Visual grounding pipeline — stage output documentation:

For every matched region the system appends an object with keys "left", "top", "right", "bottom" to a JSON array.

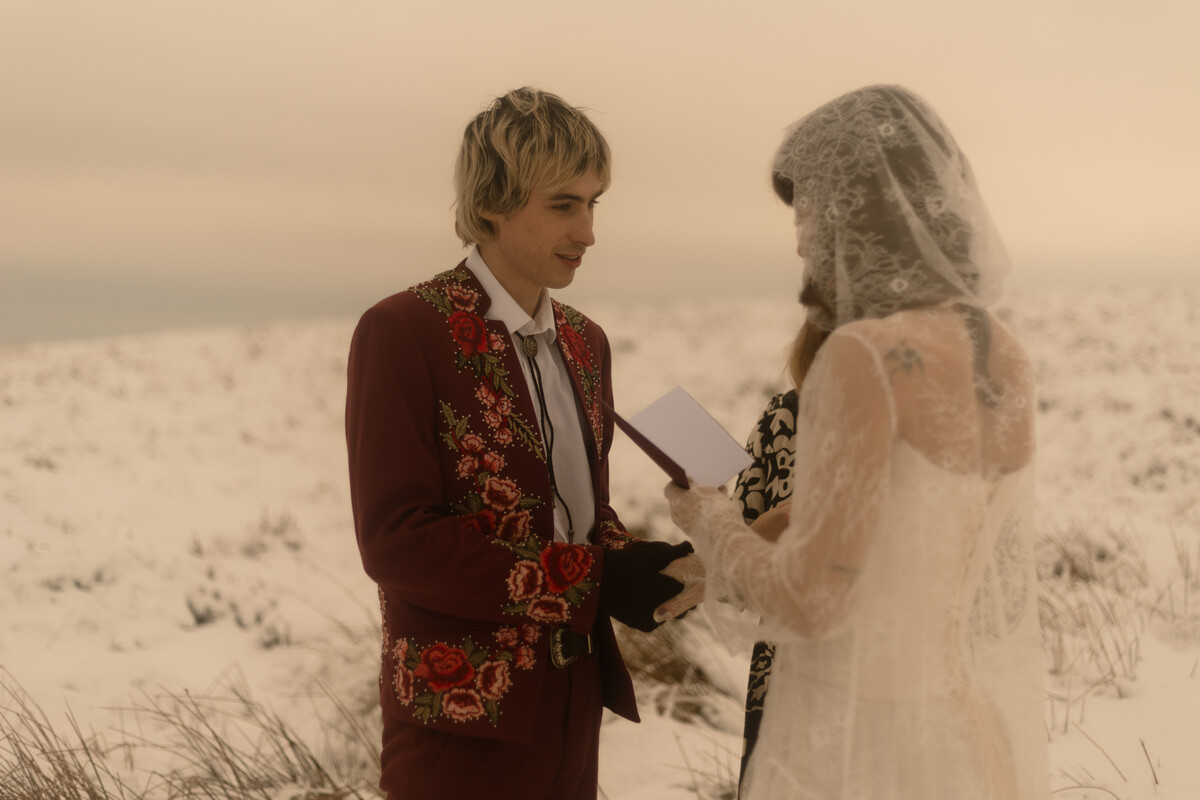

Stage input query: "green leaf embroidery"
[
  {"left": 412, "top": 693, "right": 439, "bottom": 724},
  {"left": 485, "top": 699, "right": 500, "bottom": 726}
]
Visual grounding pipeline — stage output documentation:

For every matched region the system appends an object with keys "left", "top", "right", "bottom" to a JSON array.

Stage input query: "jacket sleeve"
[{"left": 346, "top": 301, "right": 601, "bottom": 630}]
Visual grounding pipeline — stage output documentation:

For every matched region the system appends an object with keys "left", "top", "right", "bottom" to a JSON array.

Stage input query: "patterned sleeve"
[{"left": 731, "top": 390, "right": 800, "bottom": 522}]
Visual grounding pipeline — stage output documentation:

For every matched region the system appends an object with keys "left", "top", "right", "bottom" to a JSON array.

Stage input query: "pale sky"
[{"left": 3, "top": 0, "right": 1198, "bottom": 342}]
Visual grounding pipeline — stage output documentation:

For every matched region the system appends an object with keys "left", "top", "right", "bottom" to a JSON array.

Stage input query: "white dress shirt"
[{"left": 465, "top": 248, "right": 596, "bottom": 544}]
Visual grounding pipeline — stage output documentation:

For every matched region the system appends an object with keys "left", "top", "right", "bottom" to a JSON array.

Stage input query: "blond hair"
[{"left": 453, "top": 87, "right": 611, "bottom": 246}]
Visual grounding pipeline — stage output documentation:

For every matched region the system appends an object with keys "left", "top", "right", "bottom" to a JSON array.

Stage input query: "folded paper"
[{"left": 605, "top": 386, "right": 753, "bottom": 488}]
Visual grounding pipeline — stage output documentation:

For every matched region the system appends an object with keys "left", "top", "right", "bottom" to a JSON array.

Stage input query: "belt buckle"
[{"left": 550, "top": 628, "right": 593, "bottom": 669}]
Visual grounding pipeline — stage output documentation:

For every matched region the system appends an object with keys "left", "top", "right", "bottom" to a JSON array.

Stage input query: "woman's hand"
[
  {"left": 653, "top": 553, "right": 705, "bottom": 623},
  {"left": 664, "top": 481, "right": 748, "bottom": 544},
  {"left": 749, "top": 500, "right": 792, "bottom": 542}
]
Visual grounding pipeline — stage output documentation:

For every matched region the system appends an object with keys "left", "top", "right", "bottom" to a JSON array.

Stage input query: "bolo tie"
[{"left": 516, "top": 332, "right": 576, "bottom": 543}]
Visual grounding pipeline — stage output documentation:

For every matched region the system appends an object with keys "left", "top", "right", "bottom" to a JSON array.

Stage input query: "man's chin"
[{"left": 547, "top": 267, "right": 579, "bottom": 291}]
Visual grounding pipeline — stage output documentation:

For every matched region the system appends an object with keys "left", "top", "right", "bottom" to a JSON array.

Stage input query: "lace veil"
[
  {"left": 773, "top": 84, "right": 1009, "bottom": 331},
  {"left": 668, "top": 86, "right": 1049, "bottom": 798}
]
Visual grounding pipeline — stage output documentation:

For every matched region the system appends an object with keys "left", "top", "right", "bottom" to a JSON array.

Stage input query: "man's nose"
[{"left": 571, "top": 211, "right": 595, "bottom": 247}]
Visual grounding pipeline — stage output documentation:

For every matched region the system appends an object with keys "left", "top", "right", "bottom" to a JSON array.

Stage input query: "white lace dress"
[{"left": 668, "top": 307, "right": 1049, "bottom": 799}]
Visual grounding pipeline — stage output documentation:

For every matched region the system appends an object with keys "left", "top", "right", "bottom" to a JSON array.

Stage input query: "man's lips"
[{"left": 557, "top": 253, "right": 584, "bottom": 267}]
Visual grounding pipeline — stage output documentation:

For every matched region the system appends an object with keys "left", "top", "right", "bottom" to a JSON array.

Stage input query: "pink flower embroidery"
[
  {"left": 482, "top": 451, "right": 505, "bottom": 473},
  {"left": 514, "top": 644, "right": 536, "bottom": 670},
  {"left": 495, "top": 626, "right": 520, "bottom": 648},
  {"left": 483, "top": 476, "right": 521, "bottom": 510},
  {"left": 477, "top": 661, "right": 512, "bottom": 700},
  {"left": 395, "top": 665, "right": 415, "bottom": 704},
  {"left": 476, "top": 385, "right": 498, "bottom": 407},
  {"left": 442, "top": 689, "right": 486, "bottom": 721},
  {"left": 460, "top": 433, "right": 486, "bottom": 453},
  {"left": 496, "top": 510, "right": 532, "bottom": 544},
  {"left": 528, "top": 595, "right": 569, "bottom": 623},
  {"left": 456, "top": 455, "right": 479, "bottom": 479},
  {"left": 393, "top": 638, "right": 409, "bottom": 665},
  {"left": 507, "top": 561, "right": 544, "bottom": 601},
  {"left": 446, "top": 285, "right": 479, "bottom": 312}
]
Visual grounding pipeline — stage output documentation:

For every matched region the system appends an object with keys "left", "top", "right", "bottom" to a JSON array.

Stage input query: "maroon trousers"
[{"left": 379, "top": 652, "right": 605, "bottom": 799}]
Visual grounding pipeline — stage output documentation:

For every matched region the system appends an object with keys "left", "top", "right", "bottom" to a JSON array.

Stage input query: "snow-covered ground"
[{"left": 2, "top": 287, "right": 1198, "bottom": 798}]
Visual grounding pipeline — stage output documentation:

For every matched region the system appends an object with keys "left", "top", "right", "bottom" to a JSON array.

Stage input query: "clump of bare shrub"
[
  {"left": 0, "top": 669, "right": 381, "bottom": 800},
  {"left": 1038, "top": 516, "right": 1200, "bottom": 731}
]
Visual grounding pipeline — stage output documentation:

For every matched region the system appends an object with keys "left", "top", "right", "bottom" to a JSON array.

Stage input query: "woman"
[{"left": 666, "top": 85, "right": 1049, "bottom": 799}]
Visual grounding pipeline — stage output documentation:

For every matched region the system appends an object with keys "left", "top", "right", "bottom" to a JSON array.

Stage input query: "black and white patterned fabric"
[{"left": 729, "top": 389, "right": 798, "bottom": 794}]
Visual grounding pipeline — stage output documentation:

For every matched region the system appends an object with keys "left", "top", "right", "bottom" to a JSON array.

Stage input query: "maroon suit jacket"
[{"left": 346, "top": 262, "right": 641, "bottom": 744}]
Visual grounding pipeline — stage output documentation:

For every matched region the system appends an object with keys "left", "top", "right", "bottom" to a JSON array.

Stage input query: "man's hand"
[{"left": 599, "top": 541, "right": 692, "bottom": 632}]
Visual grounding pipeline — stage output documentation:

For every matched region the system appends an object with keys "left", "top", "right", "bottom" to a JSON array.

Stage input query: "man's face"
[{"left": 479, "top": 171, "right": 603, "bottom": 315}]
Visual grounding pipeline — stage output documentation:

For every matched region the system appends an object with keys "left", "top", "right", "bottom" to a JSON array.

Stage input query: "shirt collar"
[{"left": 465, "top": 247, "right": 557, "bottom": 340}]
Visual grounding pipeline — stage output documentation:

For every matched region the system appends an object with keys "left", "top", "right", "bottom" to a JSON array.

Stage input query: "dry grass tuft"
[
  {"left": 1038, "top": 519, "right": 1148, "bottom": 690},
  {"left": 0, "top": 669, "right": 381, "bottom": 800}
]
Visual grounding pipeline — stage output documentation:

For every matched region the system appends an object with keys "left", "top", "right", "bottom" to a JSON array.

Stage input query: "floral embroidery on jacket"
[
  {"left": 440, "top": 401, "right": 596, "bottom": 623},
  {"left": 597, "top": 518, "right": 637, "bottom": 550},
  {"left": 500, "top": 539, "right": 596, "bottom": 622},
  {"left": 553, "top": 302, "right": 604, "bottom": 457},
  {"left": 392, "top": 624, "right": 542, "bottom": 727},
  {"left": 414, "top": 269, "right": 544, "bottom": 458}
]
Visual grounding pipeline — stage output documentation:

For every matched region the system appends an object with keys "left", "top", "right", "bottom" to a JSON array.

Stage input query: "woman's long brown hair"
[{"left": 787, "top": 321, "right": 831, "bottom": 392}]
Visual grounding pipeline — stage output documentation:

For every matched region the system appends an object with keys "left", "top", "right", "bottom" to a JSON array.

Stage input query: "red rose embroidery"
[
  {"left": 540, "top": 543, "right": 594, "bottom": 593},
  {"left": 558, "top": 325, "right": 591, "bottom": 366},
  {"left": 519, "top": 624, "right": 541, "bottom": 644},
  {"left": 448, "top": 311, "right": 490, "bottom": 357},
  {"left": 442, "top": 689, "right": 486, "bottom": 721},
  {"left": 395, "top": 665, "right": 415, "bottom": 704},
  {"left": 528, "top": 595, "right": 569, "bottom": 623},
  {"left": 507, "top": 561, "right": 543, "bottom": 601},
  {"left": 476, "top": 661, "right": 512, "bottom": 700},
  {"left": 393, "top": 638, "right": 409, "bottom": 665},
  {"left": 496, "top": 510, "right": 532, "bottom": 544},
  {"left": 494, "top": 428, "right": 514, "bottom": 446},
  {"left": 446, "top": 285, "right": 479, "bottom": 311},
  {"left": 482, "top": 451, "right": 505, "bottom": 473},
  {"left": 495, "top": 396, "right": 514, "bottom": 416},
  {"left": 483, "top": 476, "right": 521, "bottom": 511},
  {"left": 456, "top": 455, "right": 479, "bottom": 479},
  {"left": 489, "top": 333, "right": 507, "bottom": 352},
  {"left": 415, "top": 643, "right": 476, "bottom": 692},
  {"left": 460, "top": 433, "right": 486, "bottom": 454},
  {"left": 514, "top": 644, "right": 536, "bottom": 669},
  {"left": 462, "top": 509, "right": 497, "bottom": 537}
]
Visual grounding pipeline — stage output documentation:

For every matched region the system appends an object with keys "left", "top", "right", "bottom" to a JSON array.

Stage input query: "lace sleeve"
[{"left": 669, "top": 330, "right": 894, "bottom": 641}]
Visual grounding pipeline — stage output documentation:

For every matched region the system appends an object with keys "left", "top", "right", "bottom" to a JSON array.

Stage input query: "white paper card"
[{"left": 626, "top": 385, "right": 753, "bottom": 487}]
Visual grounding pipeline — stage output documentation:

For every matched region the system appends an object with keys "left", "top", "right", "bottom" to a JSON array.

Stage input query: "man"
[{"left": 345, "top": 87, "right": 693, "bottom": 799}]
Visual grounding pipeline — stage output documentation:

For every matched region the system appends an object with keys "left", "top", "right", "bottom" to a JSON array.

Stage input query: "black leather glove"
[{"left": 598, "top": 540, "right": 693, "bottom": 632}]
